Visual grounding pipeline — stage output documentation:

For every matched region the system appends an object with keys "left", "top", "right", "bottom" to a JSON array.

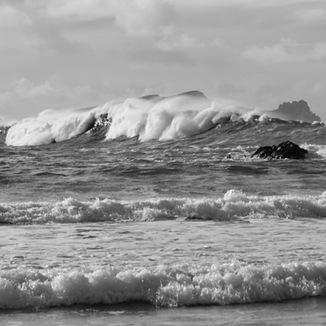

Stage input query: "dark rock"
[{"left": 252, "top": 141, "right": 308, "bottom": 160}]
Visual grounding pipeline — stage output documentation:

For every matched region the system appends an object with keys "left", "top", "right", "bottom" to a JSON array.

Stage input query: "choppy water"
[{"left": 0, "top": 92, "right": 326, "bottom": 324}]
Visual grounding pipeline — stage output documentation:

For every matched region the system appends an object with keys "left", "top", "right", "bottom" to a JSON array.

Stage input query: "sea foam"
[
  {"left": 302, "top": 144, "right": 326, "bottom": 158},
  {"left": 4, "top": 91, "right": 261, "bottom": 147},
  {"left": 5, "top": 109, "right": 97, "bottom": 146},
  {"left": 5, "top": 91, "right": 325, "bottom": 147},
  {"left": 1, "top": 190, "right": 325, "bottom": 224},
  {"left": 1, "top": 261, "right": 326, "bottom": 309}
]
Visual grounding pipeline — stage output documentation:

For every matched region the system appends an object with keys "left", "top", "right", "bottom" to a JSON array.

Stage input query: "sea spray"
[{"left": 7, "top": 91, "right": 322, "bottom": 147}]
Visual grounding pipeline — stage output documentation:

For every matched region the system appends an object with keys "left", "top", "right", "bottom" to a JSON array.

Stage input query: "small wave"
[
  {"left": 0, "top": 190, "right": 325, "bottom": 224},
  {"left": 302, "top": 144, "right": 326, "bottom": 158},
  {"left": 1, "top": 261, "right": 326, "bottom": 309}
]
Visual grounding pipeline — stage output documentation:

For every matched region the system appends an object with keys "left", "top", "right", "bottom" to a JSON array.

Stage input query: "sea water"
[{"left": 0, "top": 91, "right": 326, "bottom": 325}]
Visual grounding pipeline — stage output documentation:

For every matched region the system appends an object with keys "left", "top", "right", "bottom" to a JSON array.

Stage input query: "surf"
[
  {"left": 0, "top": 258, "right": 326, "bottom": 309},
  {"left": 4, "top": 91, "right": 324, "bottom": 147},
  {"left": 1, "top": 190, "right": 325, "bottom": 225}
]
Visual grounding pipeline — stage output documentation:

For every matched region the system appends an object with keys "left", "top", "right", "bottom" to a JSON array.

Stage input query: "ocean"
[{"left": 1, "top": 91, "right": 326, "bottom": 325}]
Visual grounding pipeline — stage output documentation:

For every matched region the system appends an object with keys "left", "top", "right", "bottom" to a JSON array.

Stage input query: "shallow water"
[
  {"left": 1, "top": 219, "right": 326, "bottom": 271},
  {"left": 2, "top": 298, "right": 326, "bottom": 326}
]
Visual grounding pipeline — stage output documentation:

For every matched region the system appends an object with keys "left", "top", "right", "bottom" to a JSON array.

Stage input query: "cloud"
[
  {"left": 113, "top": 0, "right": 175, "bottom": 36},
  {"left": 0, "top": 0, "right": 325, "bottom": 123},
  {"left": 34, "top": 21, "right": 83, "bottom": 55},
  {"left": 155, "top": 26, "right": 200, "bottom": 52},
  {"left": 313, "top": 43, "right": 326, "bottom": 60},
  {"left": 0, "top": 78, "right": 104, "bottom": 119},
  {"left": 45, "top": 0, "right": 197, "bottom": 63},
  {"left": 0, "top": 1, "right": 82, "bottom": 59},
  {"left": 172, "top": 0, "right": 319, "bottom": 9},
  {"left": 46, "top": 0, "right": 175, "bottom": 36},
  {"left": 312, "top": 83, "right": 324, "bottom": 96},
  {"left": 0, "top": 3, "right": 30, "bottom": 28},
  {"left": 44, "top": 0, "right": 180, "bottom": 55},
  {"left": 125, "top": 41, "right": 194, "bottom": 66},
  {"left": 294, "top": 7, "right": 326, "bottom": 24},
  {"left": 243, "top": 39, "right": 326, "bottom": 64},
  {"left": 45, "top": 0, "right": 114, "bottom": 21}
]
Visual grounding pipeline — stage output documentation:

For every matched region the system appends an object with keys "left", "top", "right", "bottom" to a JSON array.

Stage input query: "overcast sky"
[{"left": 0, "top": 0, "right": 325, "bottom": 122}]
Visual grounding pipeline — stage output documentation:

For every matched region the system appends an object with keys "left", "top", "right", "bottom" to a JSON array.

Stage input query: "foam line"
[
  {"left": 1, "top": 261, "right": 326, "bottom": 309},
  {"left": 1, "top": 190, "right": 325, "bottom": 224}
]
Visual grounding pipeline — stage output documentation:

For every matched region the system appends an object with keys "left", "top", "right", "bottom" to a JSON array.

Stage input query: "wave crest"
[
  {"left": 5, "top": 91, "right": 324, "bottom": 147},
  {"left": 1, "top": 190, "right": 325, "bottom": 224},
  {"left": 1, "top": 261, "right": 326, "bottom": 309}
]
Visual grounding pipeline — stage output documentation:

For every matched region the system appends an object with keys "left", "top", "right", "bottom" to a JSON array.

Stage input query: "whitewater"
[{"left": 1, "top": 91, "right": 326, "bottom": 325}]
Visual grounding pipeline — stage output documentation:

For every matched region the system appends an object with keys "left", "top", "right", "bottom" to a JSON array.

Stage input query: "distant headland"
[{"left": 265, "top": 100, "right": 321, "bottom": 123}]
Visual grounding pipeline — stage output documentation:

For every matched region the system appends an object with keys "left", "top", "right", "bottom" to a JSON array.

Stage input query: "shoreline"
[{"left": 1, "top": 297, "right": 326, "bottom": 326}]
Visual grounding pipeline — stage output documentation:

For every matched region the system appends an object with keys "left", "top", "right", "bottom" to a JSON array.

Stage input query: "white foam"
[
  {"left": 4, "top": 91, "right": 258, "bottom": 146},
  {"left": 5, "top": 109, "right": 97, "bottom": 146},
  {"left": 102, "top": 92, "right": 258, "bottom": 142},
  {"left": 0, "top": 261, "right": 326, "bottom": 309},
  {"left": 1, "top": 190, "right": 325, "bottom": 224},
  {"left": 103, "top": 91, "right": 216, "bottom": 141},
  {"left": 4, "top": 91, "right": 325, "bottom": 146},
  {"left": 301, "top": 143, "right": 326, "bottom": 158},
  {"left": 223, "top": 146, "right": 252, "bottom": 161}
]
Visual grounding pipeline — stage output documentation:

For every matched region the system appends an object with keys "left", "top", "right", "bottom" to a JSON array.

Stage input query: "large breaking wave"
[{"left": 5, "top": 91, "right": 323, "bottom": 147}]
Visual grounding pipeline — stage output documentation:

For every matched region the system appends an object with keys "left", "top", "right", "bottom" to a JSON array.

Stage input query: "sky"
[{"left": 0, "top": 0, "right": 325, "bottom": 123}]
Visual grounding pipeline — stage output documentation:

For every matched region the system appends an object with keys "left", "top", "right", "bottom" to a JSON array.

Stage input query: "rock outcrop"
[
  {"left": 269, "top": 100, "right": 321, "bottom": 123},
  {"left": 252, "top": 141, "right": 308, "bottom": 160}
]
